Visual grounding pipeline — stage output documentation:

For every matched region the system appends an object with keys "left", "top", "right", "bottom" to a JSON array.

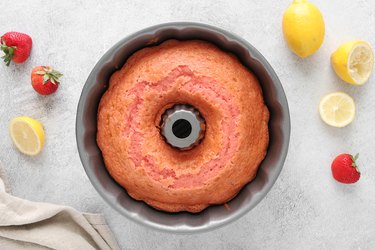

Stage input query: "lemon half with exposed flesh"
[
  {"left": 9, "top": 116, "right": 45, "bottom": 156},
  {"left": 331, "top": 40, "right": 374, "bottom": 85}
]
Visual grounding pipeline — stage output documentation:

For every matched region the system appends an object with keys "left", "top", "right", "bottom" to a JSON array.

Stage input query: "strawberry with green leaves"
[
  {"left": 331, "top": 153, "right": 361, "bottom": 184},
  {"left": 1, "top": 32, "right": 32, "bottom": 66},
  {"left": 31, "top": 66, "right": 63, "bottom": 95}
]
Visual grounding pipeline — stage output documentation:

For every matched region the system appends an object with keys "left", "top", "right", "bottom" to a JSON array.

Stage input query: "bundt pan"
[{"left": 76, "top": 22, "right": 290, "bottom": 233}]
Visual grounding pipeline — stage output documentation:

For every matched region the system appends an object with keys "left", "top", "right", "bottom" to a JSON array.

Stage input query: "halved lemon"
[
  {"left": 331, "top": 40, "right": 374, "bottom": 85},
  {"left": 9, "top": 116, "right": 45, "bottom": 156},
  {"left": 319, "top": 92, "right": 356, "bottom": 128}
]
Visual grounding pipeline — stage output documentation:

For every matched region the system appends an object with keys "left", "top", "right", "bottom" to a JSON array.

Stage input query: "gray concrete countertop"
[{"left": 1, "top": 0, "right": 374, "bottom": 249}]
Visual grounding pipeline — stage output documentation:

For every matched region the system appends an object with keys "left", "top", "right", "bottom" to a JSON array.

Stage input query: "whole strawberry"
[
  {"left": 1, "top": 32, "right": 32, "bottom": 66},
  {"left": 331, "top": 153, "right": 360, "bottom": 184},
  {"left": 31, "top": 66, "right": 63, "bottom": 95}
]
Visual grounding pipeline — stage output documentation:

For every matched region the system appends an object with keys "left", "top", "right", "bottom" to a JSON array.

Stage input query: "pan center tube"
[{"left": 160, "top": 104, "right": 205, "bottom": 150}]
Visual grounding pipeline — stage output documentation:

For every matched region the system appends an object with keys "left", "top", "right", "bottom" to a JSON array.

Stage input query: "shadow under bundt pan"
[{"left": 76, "top": 22, "right": 290, "bottom": 233}]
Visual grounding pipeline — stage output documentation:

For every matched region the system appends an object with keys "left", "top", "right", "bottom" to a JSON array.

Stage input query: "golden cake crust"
[{"left": 97, "top": 40, "right": 269, "bottom": 213}]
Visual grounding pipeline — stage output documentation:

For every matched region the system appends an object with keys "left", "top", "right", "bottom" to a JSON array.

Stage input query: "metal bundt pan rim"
[{"left": 76, "top": 22, "right": 290, "bottom": 234}]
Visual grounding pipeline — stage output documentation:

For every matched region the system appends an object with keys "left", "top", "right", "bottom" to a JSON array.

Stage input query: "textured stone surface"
[{"left": 0, "top": 0, "right": 374, "bottom": 249}]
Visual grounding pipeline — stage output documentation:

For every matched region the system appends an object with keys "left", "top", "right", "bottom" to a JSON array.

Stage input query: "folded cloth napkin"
[{"left": 0, "top": 161, "right": 120, "bottom": 250}]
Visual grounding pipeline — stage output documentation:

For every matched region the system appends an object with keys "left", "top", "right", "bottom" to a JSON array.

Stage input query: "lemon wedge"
[
  {"left": 319, "top": 92, "right": 356, "bottom": 128},
  {"left": 282, "top": 0, "right": 325, "bottom": 58},
  {"left": 9, "top": 116, "right": 45, "bottom": 156},
  {"left": 331, "top": 40, "right": 374, "bottom": 85}
]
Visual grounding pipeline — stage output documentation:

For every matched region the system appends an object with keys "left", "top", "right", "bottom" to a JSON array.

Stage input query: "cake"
[{"left": 97, "top": 40, "right": 269, "bottom": 213}]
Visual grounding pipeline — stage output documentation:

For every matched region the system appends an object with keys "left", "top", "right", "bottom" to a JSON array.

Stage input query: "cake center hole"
[{"left": 172, "top": 119, "right": 192, "bottom": 139}]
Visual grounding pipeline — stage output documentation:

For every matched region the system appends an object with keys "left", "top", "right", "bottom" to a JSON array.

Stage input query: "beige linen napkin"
[{"left": 0, "top": 161, "right": 120, "bottom": 250}]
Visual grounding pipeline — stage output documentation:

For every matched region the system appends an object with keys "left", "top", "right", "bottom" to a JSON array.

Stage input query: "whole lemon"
[{"left": 282, "top": 0, "right": 325, "bottom": 58}]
